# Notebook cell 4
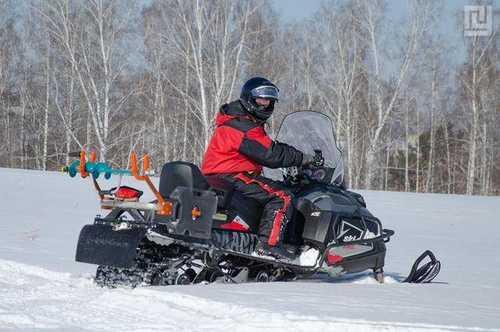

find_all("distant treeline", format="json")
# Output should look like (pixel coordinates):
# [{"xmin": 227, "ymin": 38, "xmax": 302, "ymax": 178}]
[{"xmin": 0, "ymin": 0, "xmax": 498, "ymax": 195}]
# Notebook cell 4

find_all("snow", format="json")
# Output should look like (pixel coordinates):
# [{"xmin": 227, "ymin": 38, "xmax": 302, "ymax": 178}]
[
  {"xmin": 298, "ymin": 247, "xmax": 320, "ymax": 266},
  {"xmin": 1, "ymin": 167, "xmax": 500, "ymax": 331}
]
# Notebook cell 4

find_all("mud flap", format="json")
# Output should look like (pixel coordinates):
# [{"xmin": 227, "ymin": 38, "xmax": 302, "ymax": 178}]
[{"xmin": 75, "ymin": 224, "xmax": 147, "ymax": 268}]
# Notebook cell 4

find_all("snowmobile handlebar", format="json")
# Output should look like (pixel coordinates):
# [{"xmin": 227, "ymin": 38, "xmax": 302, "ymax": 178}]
[
  {"xmin": 312, "ymin": 149, "xmax": 325, "ymax": 167},
  {"xmin": 283, "ymin": 164, "xmax": 335, "ymax": 186},
  {"xmin": 282, "ymin": 149, "xmax": 333, "ymax": 185}
]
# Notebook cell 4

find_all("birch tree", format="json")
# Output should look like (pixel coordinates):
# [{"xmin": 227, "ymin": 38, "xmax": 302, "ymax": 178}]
[
  {"xmin": 358, "ymin": 0, "xmax": 434, "ymax": 189},
  {"xmin": 460, "ymin": 31, "xmax": 497, "ymax": 195},
  {"xmin": 39, "ymin": 0, "xmax": 137, "ymax": 161},
  {"xmin": 156, "ymin": 0, "xmax": 258, "ymax": 155},
  {"xmin": 304, "ymin": 2, "xmax": 364, "ymax": 186}
]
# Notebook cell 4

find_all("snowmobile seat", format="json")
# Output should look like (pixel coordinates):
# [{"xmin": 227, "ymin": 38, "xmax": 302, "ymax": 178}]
[
  {"xmin": 205, "ymin": 175, "xmax": 235, "ymax": 209},
  {"xmin": 225, "ymin": 190, "xmax": 262, "ymax": 233},
  {"xmin": 205, "ymin": 175, "xmax": 262, "ymax": 233},
  {"xmin": 159, "ymin": 161, "xmax": 210, "ymax": 198}
]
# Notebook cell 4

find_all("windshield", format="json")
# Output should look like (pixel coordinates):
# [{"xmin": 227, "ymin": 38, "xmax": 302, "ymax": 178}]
[{"xmin": 264, "ymin": 111, "xmax": 344, "ymax": 185}]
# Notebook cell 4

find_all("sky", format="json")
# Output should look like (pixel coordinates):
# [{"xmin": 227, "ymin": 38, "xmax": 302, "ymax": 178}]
[
  {"xmin": 271, "ymin": 0, "xmax": 498, "ymax": 23},
  {"xmin": 271, "ymin": 0, "xmax": 499, "ymax": 65}
]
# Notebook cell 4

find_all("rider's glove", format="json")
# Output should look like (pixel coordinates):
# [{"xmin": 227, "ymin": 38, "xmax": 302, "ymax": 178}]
[{"xmin": 301, "ymin": 153, "xmax": 324, "ymax": 167}]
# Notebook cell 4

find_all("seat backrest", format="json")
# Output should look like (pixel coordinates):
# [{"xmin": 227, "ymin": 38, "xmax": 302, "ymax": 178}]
[{"xmin": 159, "ymin": 161, "xmax": 210, "ymax": 198}]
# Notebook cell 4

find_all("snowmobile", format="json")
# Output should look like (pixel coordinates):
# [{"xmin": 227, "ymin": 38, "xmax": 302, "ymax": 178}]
[{"xmin": 66, "ymin": 111, "xmax": 440, "ymax": 287}]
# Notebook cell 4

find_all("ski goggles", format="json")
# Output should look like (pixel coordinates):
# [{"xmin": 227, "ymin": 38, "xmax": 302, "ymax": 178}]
[{"xmin": 250, "ymin": 85, "xmax": 279, "ymax": 101}]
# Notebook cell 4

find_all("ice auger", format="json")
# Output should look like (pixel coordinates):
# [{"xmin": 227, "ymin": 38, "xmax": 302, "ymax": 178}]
[{"xmin": 62, "ymin": 149, "xmax": 173, "ymax": 216}]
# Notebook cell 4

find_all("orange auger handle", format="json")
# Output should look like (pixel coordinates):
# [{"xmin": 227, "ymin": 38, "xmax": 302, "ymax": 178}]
[
  {"xmin": 130, "ymin": 152, "xmax": 140, "ymax": 179},
  {"xmin": 80, "ymin": 151, "xmax": 88, "ymax": 178},
  {"xmin": 130, "ymin": 151, "xmax": 151, "ymax": 180},
  {"xmin": 129, "ymin": 151, "xmax": 173, "ymax": 216},
  {"xmin": 143, "ymin": 154, "xmax": 151, "ymax": 173},
  {"xmin": 89, "ymin": 150, "xmax": 97, "ymax": 163}
]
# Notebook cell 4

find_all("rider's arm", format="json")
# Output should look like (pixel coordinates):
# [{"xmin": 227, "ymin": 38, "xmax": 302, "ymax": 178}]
[{"xmin": 238, "ymin": 127, "xmax": 303, "ymax": 168}]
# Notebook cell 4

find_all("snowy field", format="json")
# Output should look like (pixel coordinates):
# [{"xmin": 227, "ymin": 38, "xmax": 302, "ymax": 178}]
[{"xmin": 1, "ymin": 167, "xmax": 500, "ymax": 331}]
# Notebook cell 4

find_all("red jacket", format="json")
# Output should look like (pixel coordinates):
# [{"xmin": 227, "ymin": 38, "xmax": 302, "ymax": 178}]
[{"xmin": 201, "ymin": 101, "xmax": 303, "ymax": 175}]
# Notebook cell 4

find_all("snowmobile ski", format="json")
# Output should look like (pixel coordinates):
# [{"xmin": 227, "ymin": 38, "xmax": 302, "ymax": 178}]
[{"xmin": 404, "ymin": 250, "xmax": 441, "ymax": 283}]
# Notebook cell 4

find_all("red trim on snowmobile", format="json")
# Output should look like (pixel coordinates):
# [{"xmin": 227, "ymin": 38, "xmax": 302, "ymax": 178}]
[{"xmin": 220, "ymin": 221, "xmax": 250, "ymax": 232}]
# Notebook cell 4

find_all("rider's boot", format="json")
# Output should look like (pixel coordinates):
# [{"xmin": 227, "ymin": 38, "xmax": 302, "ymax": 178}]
[{"xmin": 255, "ymin": 238, "xmax": 297, "ymax": 261}]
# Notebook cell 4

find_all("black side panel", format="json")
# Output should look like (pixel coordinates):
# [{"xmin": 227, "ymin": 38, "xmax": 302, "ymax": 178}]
[
  {"xmin": 75, "ymin": 224, "xmax": 146, "ymax": 268},
  {"xmin": 301, "ymin": 211, "xmax": 334, "ymax": 245},
  {"xmin": 297, "ymin": 198, "xmax": 333, "ymax": 245},
  {"xmin": 211, "ymin": 229, "xmax": 258, "ymax": 254},
  {"xmin": 340, "ymin": 241, "xmax": 386, "ymax": 273},
  {"xmin": 169, "ymin": 187, "xmax": 217, "ymax": 239}
]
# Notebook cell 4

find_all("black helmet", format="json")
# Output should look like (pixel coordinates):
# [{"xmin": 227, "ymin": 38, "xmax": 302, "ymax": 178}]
[{"xmin": 240, "ymin": 77, "xmax": 279, "ymax": 121}]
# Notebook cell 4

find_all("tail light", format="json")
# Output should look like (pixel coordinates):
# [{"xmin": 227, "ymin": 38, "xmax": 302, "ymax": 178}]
[
  {"xmin": 326, "ymin": 253, "xmax": 344, "ymax": 265},
  {"xmin": 115, "ymin": 186, "xmax": 143, "ymax": 200}
]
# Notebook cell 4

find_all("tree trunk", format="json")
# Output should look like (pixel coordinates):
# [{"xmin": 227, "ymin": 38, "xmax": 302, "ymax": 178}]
[
  {"xmin": 404, "ymin": 100, "xmax": 410, "ymax": 192},
  {"xmin": 384, "ymin": 144, "xmax": 390, "ymax": 191},
  {"xmin": 466, "ymin": 61, "xmax": 478, "ymax": 195},
  {"xmin": 416, "ymin": 106, "xmax": 420, "ymax": 193},
  {"xmin": 42, "ymin": 46, "xmax": 50, "ymax": 170},
  {"xmin": 443, "ymin": 120, "xmax": 452, "ymax": 194},
  {"xmin": 425, "ymin": 72, "xmax": 436, "ymax": 193}
]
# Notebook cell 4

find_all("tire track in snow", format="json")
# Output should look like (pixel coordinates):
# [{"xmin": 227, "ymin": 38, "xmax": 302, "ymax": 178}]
[{"xmin": 0, "ymin": 259, "xmax": 498, "ymax": 332}]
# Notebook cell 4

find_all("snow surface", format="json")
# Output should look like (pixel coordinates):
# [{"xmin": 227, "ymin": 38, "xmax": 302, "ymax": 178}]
[{"xmin": 1, "ymin": 167, "xmax": 500, "ymax": 331}]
